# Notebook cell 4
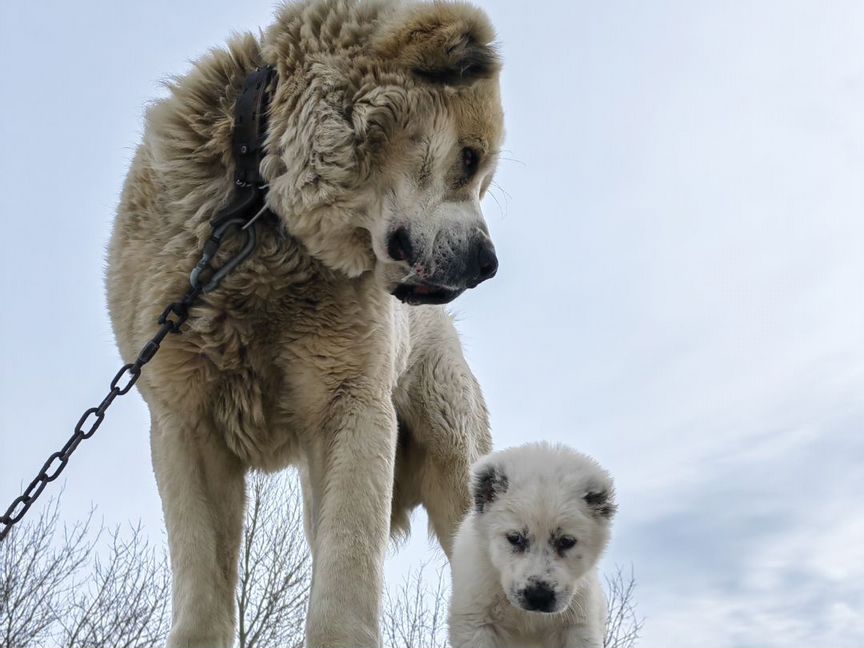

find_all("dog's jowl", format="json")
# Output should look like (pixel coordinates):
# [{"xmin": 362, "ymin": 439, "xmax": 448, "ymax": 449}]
[{"xmin": 106, "ymin": 1, "xmax": 504, "ymax": 646}]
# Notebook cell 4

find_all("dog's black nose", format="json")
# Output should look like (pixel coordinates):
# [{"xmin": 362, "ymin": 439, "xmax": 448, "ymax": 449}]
[
  {"xmin": 387, "ymin": 226, "xmax": 414, "ymax": 264},
  {"xmin": 466, "ymin": 237, "xmax": 498, "ymax": 288},
  {"xmin": 522, "ymin": 583, "xmax": 556, "ymax": 613}
]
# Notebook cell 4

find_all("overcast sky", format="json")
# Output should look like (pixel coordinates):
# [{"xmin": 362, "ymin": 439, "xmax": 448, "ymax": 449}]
[{"xmin": 2, "ymin": 1, "xmax": 863, "ymax": 646}]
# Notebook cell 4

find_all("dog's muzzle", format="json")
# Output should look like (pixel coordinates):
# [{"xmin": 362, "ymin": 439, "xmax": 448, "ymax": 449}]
[
  {"xmin": 518, "ymin": 582, "xmax": 557, "ymax": 613},
  {"xmin": 387, "ymin": 225, "xmax": 498, "ymax": 305}
]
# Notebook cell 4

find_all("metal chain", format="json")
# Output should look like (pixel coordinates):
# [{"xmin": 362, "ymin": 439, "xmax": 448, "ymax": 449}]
[
  {"xmin": 0, "ymin": 218, "xmax": 257, "ymax": 542},
  {"xmin": 0, "ymin": 291, "xmax": 198, "ymax": 542}
]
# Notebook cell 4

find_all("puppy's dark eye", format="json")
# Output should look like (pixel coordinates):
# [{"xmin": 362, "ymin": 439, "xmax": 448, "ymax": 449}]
[
  {"xmin": 461, "ymin": 147, "xmax": 480, "ymax": 176},
  {"xmin": 506, "ymin": 532, "xmax": 527, "ymax": 551},
  {"xmin": 556, "ymin": 536, "xmax": 577, "ymax": 552}
]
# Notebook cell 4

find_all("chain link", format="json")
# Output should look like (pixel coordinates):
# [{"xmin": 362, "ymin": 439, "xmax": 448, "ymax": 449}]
[
  {"xmin": 0, "ymin": 286, "xmax": 202, "ymax": 541},
  {"xmin": 0, "ymin": 215, "xmax": 259, "ymax": 541}
]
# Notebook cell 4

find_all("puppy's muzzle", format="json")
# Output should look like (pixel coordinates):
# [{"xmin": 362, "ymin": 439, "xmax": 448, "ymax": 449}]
[{"xmin": 519, "ymin": 582, "xmax": 557, "ymax": 613}]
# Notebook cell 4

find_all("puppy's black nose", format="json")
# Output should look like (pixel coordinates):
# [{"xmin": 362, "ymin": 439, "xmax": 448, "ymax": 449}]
[
  {"xmin": 522, "ymin": 583, "xmax": 556, "ymax": 613},
  {"xmin": 387, "ymin": 226, "xmax": 414, "ymax": 263},
  {"xmin": 466, "ymin": 237, "xmax": 498, "ymax": 288}
]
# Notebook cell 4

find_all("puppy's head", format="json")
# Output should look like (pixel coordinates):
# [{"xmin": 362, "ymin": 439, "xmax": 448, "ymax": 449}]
[
  {"xmin": 470, "ymin": 443, "xmax": 616, "ymax": 614},
  {"xmin": 264, "ymin": 1, "xmax": 504, "ymax": 303}
]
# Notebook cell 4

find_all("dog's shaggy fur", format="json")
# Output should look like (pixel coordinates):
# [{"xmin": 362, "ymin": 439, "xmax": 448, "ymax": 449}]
[
  {"xmin": 449, "ymin": 443, "xmax": 617, "ymax": 648},
  {"xmin": 106, "ymin": 1, "xmax": 504, "ymax": 645}
]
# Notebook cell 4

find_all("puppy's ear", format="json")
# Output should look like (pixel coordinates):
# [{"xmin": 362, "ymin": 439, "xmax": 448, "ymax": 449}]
[
  {"xmin": 375, "ymin": 3, "xmax": 500, "ymax": 86},
  {"xmin": 472, "ymin": 463, "xmax": 508, "ymax": 513},
  {"xmin": 584, "ymin": 488, "xmax": 617, "ymax": 519}
]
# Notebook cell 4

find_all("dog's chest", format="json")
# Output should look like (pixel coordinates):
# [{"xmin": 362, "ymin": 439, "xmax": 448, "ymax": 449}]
[
  {"xmin": 488, "ymin": 595, "xmax": 570, "ymax": 648},
  {"xmin": 190, "ymin": 246, "xmax": 408, "ymax": 467}
]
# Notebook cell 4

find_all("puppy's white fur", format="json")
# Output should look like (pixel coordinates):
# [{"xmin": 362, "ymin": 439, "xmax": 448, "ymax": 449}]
[{"xmin": 449, "ymin": 443, "xmax": 616, "ymax": 648}]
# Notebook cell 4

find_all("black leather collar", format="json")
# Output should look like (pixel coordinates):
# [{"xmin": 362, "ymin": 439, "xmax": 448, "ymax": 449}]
[
  {"xmin": 211, "ymin": 65, "xmax": 277, "ymax": 228},
  {"xmin": 232, "ymin": 64, "xmax": 277, "ymax": 188}
]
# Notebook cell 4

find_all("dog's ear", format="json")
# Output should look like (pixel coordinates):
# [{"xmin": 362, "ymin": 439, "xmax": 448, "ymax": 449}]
[
  {"xmin": 472, "ymin": 463, "xmax": 508, "ymax": 513},
  {"xmin": 375, "ymin": 3, "xmax": 500, "ymax": 86},
  {"xmin": 584, "ymin": 488, "xmax": 617, "ymax": 519}
]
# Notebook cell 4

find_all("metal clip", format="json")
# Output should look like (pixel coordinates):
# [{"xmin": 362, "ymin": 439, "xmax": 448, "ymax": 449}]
[{"xmin": 189, "ymin": 218, "xmax": 258, "ymax": 293}]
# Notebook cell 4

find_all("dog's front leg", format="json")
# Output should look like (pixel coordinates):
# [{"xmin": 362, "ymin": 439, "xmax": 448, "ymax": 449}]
[
  {"xmin": 150, "ymin": 412, "xmax": 246, "ymax": 648},
  {"xmin": 393, "ymin": 310, "xmax": 492, "ymax": 557},
  {"xmin": 304, "ymin": 390, "xmax": 397, "ymax": 648}
]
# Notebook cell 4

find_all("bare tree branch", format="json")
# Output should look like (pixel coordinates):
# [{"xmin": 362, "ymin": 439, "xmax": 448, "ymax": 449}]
[
  {"xmin": 0, "ymin": 495, "xmax": 95, "ymax": 648},
  {"xmin": 382, "ymin": 562, "xmax": 449, "ymax": 648},
  {"xmin": 58, "ymin": 523, "xmax": 170, "ymax": 648},
  {"xmin": 237, "ymin": 470, "xmax": 311, "ymax": 648},
  {"xmin": 604, "ymin": 564, "xmax": 644, "ymax": 648},
  {"xmin": 2, "ymin": 473, "xmax": 312, "ymax": 648}
]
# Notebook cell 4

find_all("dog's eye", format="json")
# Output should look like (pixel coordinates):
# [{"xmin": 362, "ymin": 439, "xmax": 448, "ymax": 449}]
[
  {"xmin": 556, "ymin": 536, "xmax": 577, "ymax": 552},
  {"xmin": 506, "ymin": 532, "xmax": 527, "ymax": 550},
  {"xmin": 462, "ymin": 147, "xmax": 479, "ymax": 169},
  {"xmin": 461, "ymin": 147, "xmax": 480, "ymax": 177}
]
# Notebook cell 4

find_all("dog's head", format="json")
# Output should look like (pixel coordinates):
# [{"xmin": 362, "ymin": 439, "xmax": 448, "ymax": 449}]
[
  {"xmin": 262, "ymin": 0, "xmax": 504, "ymax": 304},
  {"xmin": 470, "ymin": 443, "xmax": 616, "ymax": 614}
]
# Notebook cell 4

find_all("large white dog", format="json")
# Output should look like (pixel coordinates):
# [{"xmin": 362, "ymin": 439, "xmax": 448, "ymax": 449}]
[
  {"xmin": 106, "ymin": 1, "xmax": 504, "ymax": 646},
  {"xmin": 449, "ymin": 443, "xmax": 617, "ymax": 648}
]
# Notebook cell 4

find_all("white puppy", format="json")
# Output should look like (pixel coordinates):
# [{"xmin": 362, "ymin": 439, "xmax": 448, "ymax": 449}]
[{"xmin": 449, "ymin": 442, "xmax": 617, "ymax": 648}]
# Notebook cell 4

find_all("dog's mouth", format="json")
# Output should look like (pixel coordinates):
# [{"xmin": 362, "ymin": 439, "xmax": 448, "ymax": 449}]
[{"xmin": 391, "ymin": 282, "xmax": 464, "ymax": 306}]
